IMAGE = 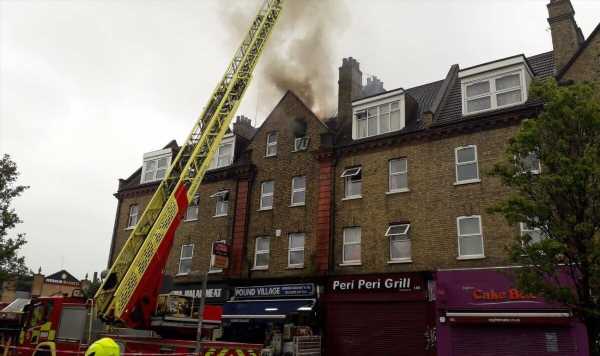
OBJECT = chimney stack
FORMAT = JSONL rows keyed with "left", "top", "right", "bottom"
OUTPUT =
{"left": 363, "top": 76, "right": 385, "bottom": 97}
{"left": 233, "top": 115, "right": 256, "bottom": 140}
{"left": 547, "top": 0, "right": 585, "bottom": 71}
{"left": 337, "top": 57, "right": 363, "bottom": 126}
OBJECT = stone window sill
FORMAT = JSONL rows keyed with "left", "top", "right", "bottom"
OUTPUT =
{"left": 454, "top": 179, "right": 481, "bottom": 186}
{"left": 251, "top": 266, "right": 268, "bottom": 271}
{"left": 286, "top": 265, "right": 304, "bottom": 270}
{"left": 257, "top": 207, "right": 273, "bottom": 212}
{"left": 386, "top": 188, "right": 410, "bottom": 195}
{"left": 387, "top": 259, "right": 412, "bottom": 264}
{"left": 456, "top": 255, "right": 485, "bottom": 260}
{"left": 342, "top": 195, "right": 362, "bottom": 201}
{"left": 289, "top": 203, "right": 306, "bottom": 208}
{"left": 339, "top": 262, "right": 362, "bottom": 267}
{"left": 213, "top": 214, "right": 227, "bottom": 218}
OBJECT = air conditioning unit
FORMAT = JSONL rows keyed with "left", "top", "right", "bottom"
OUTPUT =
{"left": 294, "top": 137, "right": 309, "bottom": 151}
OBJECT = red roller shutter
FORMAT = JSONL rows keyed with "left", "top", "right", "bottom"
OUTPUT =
{"left": 326, "top": 301, "right": 429, "bottom": 356}
{"left": 451, "top": 325, "right": 577, "bottom": 356}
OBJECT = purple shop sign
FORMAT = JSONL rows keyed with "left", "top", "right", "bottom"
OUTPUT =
{"left": 436, "top": 268, "right": 573, "bottom": 310}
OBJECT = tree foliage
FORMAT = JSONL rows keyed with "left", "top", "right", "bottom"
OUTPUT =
{"left": 490, "top": 79, "right": 600, "bottom": 353}
{"left": 0, "top": 154, "right": 30, "bottom": 283}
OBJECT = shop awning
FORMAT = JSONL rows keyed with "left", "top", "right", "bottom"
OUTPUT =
{"left": 222, "top": 299, "right": 315, "bottom": 319}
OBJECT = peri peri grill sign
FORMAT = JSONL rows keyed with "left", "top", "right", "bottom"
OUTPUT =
{"left": 329, "top": 273, "right": 424, "bottom": 293}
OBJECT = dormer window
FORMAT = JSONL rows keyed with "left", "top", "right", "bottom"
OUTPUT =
{"left": 141, "top": 148, "right": 172, "bottom": 184}
{"left": 459, "top": 55, "right": 533, "bottom": 116}
{"left": 210, "top": 135, "right": 235, "bottom": 169}
{"left": 352, "top": 89, "right": 405, "bottom": 140}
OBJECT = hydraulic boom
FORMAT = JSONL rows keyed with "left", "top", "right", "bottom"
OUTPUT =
{"left": 95, "top": 0, "right": 284, "bottom": 328}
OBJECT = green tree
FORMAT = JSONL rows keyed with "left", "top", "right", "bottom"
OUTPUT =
{"left": 490, "top": 79, "right": 600, "bottom": 353}
{"left": 0, "top": 154, "right": 30, "bottom": 283}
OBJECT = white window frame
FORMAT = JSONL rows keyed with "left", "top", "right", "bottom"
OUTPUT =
{"left": 352, "top": 90, "right": 406, "bottom": 140}
{"left": 177, "top": 244, "right": 194, "bottom": 275}
{"left": 454, "top": 145, "right": 480, "bottom": 185}
{"left": 216, "top": 142, "right": 233, "bottom": 168}
{"left": 210, "top": 190, "right": 229, "bottom": 217}
{"left": 342, "top": 227, "right": 361, "bottom": 265}
{"left": 259, "top": 181, "right": 274, "bottom": 210}
{"left": 209, "top": 135, "right": 236, "bottom": 170}
{"left": 126, "top": 204, "right": 139, "bottom": 230}
{"left": 388, "top": 158, "right": 409, "bottom": 193}
{"left": 184, "top": 194, "right": 200, "bottom": 222}
{"left": 290, "top": 176, "right": 306, "bottom": 206}
{"left": 520, "top": 222, "right": 546, "bottom": 246}
{"left": 460, "top": 62, "right": 532, "bottom": 116}
{"left": 385, "top": 224, "right": 412, "bottom": 263}
{"left": 341, "top": 167, "right": 362, "bottom": 199}
{"left": 209, "top": 240, "right": 226, "bottom": 273}
{"left": 294, "top": 137, "right": 309, "bottom": 152}
{"left": 287, "top": 233, "right": 305, "bottom": 268}
{"left": 517, "top": 152, "right": 542, "bottom": 175}
{"left": 456, "top": 215, "right": 485, "bottom": 259}
{"left": 140, "top": 148, "right": 172, "bottom": 184}
{"left": 253, "top": 237, "right": 270, "bottom": 270}
{"left": 266, "top": 132, "right": 278, "bottom": 157}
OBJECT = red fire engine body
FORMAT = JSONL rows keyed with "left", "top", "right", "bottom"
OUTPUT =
{"left": 9, "top": 295, "right": 261, "bottom": 356}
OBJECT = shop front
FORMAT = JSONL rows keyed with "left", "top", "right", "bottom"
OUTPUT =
{"left": 153, "top": 281, "right": 230, "bottom": 340}
{"left": 221, "top": 283, "right": 321, "bottom": 355}
{"left": 324, "top": 273, "right": 436, "bottom": 356}
{"left": 436, "top": 268, "right": 589, "bottom": 356}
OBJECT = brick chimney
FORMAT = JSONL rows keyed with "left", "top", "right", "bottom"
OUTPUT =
{"left": 232, "top": 115, "right": 256, "bottom": 140}
{"left": 547, "top": 0, "right": 585, "bottom": 71}
{"left": 362, "top": 75, "right": 385, "bottom": 97}
{"left": 337, "top": 57, "right": 363, "bottom": 126}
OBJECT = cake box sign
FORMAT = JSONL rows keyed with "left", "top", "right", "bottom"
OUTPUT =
{"left": 235, "top": 283, "right": 315, "bottom": 299}
{"left": 330, "top": 274, "right": 422, "bottom": 292}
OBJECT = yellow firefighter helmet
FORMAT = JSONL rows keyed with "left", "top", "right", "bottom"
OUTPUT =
{"left": 85, "top": 338, "right": 120, "bottom": 356}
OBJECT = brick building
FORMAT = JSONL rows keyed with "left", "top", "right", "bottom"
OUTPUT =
{"left": 106, "top": 0, "right": 598, "bottom": 354}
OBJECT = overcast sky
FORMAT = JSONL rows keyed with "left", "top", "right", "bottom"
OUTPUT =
{"left": 1, "top": 0, "right": 599, "bottom": 280}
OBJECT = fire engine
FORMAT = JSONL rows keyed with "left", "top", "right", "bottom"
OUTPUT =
{"left": 2, "top": 1, "right": 285, "bottom": 355}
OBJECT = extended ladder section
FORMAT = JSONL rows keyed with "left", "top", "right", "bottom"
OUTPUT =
{"left": 95, "top": 0, "right": 284, "bottom": 328}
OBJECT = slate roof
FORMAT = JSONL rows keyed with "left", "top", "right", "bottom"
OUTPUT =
{"left": 45, "top": 269, "right": 80, "bottom": 284}
{"left": 435, "top": 51, "right": 554, "bottom": 125}
{"left": 336, "top": 80, "right": 444, "bottom": 146}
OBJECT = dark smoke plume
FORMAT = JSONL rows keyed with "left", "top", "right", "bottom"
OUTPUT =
{"left": 219, "top": 0, "right": 348, "bottom": 118}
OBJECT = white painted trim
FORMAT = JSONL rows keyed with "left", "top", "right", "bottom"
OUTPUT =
{"left": 455, "top": 145, "right": 480, "bottom": 184}
{"left": 352, "top": 88, "right": 405, "bottom": 106}
{"left": 341, "top": 195, "right": 362, "bottom": 201}
{"left": 456, "top": 255, "right": 486, "bottom": 260}
{"left": 458, "top": 55, "right": 533, "bottom": 78}
{"left": 456, "top": 215, "right": 485, "bottom": 259}
{"left": 388, "top": 158, "right": 408, "bottom": 192}
{"left": 253, "top": 237, "right": 270, "bottom": 270}
{"left": 342, "top": 227, "right": 361, "bottom": 265}
{"left": 352, "top": 94, "right": 406, "bottom": 140}
{"left": 460, "top": 66, "right": 531, "bottom": 116}
{"left": 178, "top": 244, "right": 194, "bottom": 275}
{"left": 386, "top": 188, "right": 411, "bottom": 195}
{"left": 290, "top": 176, "right": 306, "bottom": 206}
{"left": 287, "top": 233, "right": 305, "bottom": 268}
{"left": 338, "top": 262, "right": 362, "bottom": 267}
{"left": 387, "top": 259, "right": 412, "bottom": 264}
{"left": 259, "top": 181, "right": 274, "bottom": 210}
